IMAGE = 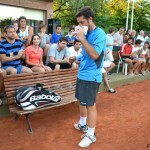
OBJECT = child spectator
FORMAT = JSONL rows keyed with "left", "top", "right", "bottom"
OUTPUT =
{"left": 50, "top": 25, "right": 62, "bottom": 44}
{"left": 38, "top": 24, "right": 50, "bottom": 63}
{"left": 18, "top": 16, "right": 34, "bottom": 47}
{"left": 25, "top": 34, "right": 51, "bottom": 72}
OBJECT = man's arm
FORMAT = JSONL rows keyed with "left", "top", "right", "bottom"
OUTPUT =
{"left": 0, "top": 50, "right": 24, "bottom": 63}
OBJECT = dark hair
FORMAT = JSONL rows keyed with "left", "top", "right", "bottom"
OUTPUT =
{"left": 11, "top": 20, "right": 18, "bottom": 25}
{"left": 127, "top": 37, "right": 134, "bottom": 42}
{"left": 4, "top": 25, "right": 15, "bottom": 33}
{"left": 119, "top": 27, "right": 125, "bottom": 30}
{"left": 109, "top": 27, "right": 115, "bottom": 34}
{"left": 56, "top": 24, "right": 61, "bottom": 29}
{"left": 144, "top": 42, "right": 149, "bottom": 46}
{"left": 74, "top": 39, "right": 81, "bottom": 45}
{"left": 30, "top": 34, "right": 41, "bottom": 46}
{"left": 69, "top": 26, "right": 75, "bottom": 32}
{"left": 135, "top": 39, "right": 142, "bottom": 45}
{"left": 59, "top": 37, "right": 68, "bottom": 43}
{"left": 76, "top": 6, "right": 95, "bottom": 22}
{"left": 18, "top": 16, "right": 27, "bottom": 34}
{"left": 18, "top": 16, "right": 27, "bottom": 22}
{"left": 39, "top": 24, "right": 47, "bottom": 30}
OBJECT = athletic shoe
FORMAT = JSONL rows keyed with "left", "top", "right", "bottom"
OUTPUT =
{"left": 74, "top": 122, "right": 88, "bottom": 132}
{"left": 108, "top": 88, "right": 116, "bottom": 94}
{"left": 78, "top": 133, "right": 96, "bottom": 148}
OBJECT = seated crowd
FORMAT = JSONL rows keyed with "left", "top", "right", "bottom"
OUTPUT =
{"left": 0, "top": 16, "right": 150, "bottom": 98}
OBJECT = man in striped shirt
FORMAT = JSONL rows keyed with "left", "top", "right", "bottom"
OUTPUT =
{"left": 0, "top": 25, "right": 32, "bottom": 75}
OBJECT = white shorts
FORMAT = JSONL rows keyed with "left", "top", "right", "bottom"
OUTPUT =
{"left": 103, "top": 61, "right": 112, "bottom": 68}
{"left": 102, "top": 68, "right": 106, "bottom": 73}
{"left": 105, "top": 50, "right": 114, "bottom": 62}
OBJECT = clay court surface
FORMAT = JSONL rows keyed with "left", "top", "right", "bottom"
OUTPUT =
{"left": 0, "top": 80, "right": 150, "bottom": 150}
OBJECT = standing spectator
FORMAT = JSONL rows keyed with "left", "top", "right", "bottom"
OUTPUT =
{"left": 0, "top": 25, "right": 32, "bottom": 75}
{"left": 136, "top": 30, "right": 145, "bottom": 46}
{"left": 47, "top": 37, "right": 74, "bottom": 70}
{"left": 127, "top": 29, "right": 132, "bottom": 36}
{"left": 123, "top": 32, "right": 130, "bottom": 43}
{"left": 38, "top": 24, "right": 50, "bottom": 63}
{"left": 25, "top": 34, "right": 51, "bottom": 72}
{"left": 50, "top": 25, "right": 62, "bottom": 44}
{"left": 18, "top": 16, "right": 34, "bottom": 47}
{"left": 144, "top": 33, "right": 150, "bottom": 45}
{"left": 120, "top": 37, "right": 140, "bottom": 75}
{"left": 72, "top": 6, "right": 106, "bottom": 148}
{"left": 113, "top": 27, "right": 125, "bottom": 47}
{"left": 65, "top": 26, "right": 76, "bottom": 47}
{"left": 131, "top": 30, "right": 137, "bottom": 44}
{"left": 105, "top": 27, "right": 115, "bottom": 62}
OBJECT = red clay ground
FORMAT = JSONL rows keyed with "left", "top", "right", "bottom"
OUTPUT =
{"left": 0, "top": 80, "right": 150, "bottom": 150}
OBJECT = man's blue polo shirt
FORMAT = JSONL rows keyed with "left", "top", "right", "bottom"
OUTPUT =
{"left": 0, "top": 39, "right": 23, "bottom": 66}
{"left": 50, "top": 33, "right": 62, "bottom": 44}
{"left": 78, "top": 27, "right": 106, "bottom": 83}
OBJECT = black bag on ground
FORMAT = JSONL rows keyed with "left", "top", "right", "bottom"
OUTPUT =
{"left": 15, "top": 83, "right": 61, "bottom": 111}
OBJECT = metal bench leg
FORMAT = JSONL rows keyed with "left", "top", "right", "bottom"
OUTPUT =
{"left": 25, "top": 114, "right": 33, "bottom": 133}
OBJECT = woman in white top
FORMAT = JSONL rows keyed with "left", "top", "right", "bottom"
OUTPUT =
{"left": 18, "top": 16, "right": 34, "bottom": 47}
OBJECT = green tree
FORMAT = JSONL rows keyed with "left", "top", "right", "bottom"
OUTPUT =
{"left": 53, "top": 0, "right": 107, "bottom": 29}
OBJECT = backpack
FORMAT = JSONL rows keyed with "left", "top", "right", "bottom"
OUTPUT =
{"left": 15, "top": 83, "right": 61, "bottom": 111}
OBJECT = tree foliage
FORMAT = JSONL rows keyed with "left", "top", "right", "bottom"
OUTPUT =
{"left": 53, "top": 0, "right": 150, "bottom": 32}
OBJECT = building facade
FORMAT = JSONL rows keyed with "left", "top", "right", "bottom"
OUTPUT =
{"left": 0, "top": 0, "right": 53, "bottom": 33}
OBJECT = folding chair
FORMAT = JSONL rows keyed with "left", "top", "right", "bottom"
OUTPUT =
{"left": 117, "top": 51, "right": 128, "bottom": 75}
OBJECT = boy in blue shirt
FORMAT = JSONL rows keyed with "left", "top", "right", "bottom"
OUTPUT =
{"left": 50, "top": 25, "right": 62, "bottom": 44}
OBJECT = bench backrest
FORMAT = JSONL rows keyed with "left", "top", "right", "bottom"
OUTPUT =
{"left": 3, "top": 69, "right": 78, "bottom": 107}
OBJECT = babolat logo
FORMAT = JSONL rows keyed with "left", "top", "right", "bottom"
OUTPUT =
{"left": 30, "top": 94, "right": 60, "bottom": 102}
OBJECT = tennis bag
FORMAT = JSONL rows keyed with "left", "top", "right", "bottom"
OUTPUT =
{"left": 15, "top": 83, "right": 61, "bottom": 111}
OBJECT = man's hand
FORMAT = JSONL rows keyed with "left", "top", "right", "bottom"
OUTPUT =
{"left": 64, "top": 58, "right": 71, "bottom": 64}
{"left": 76, "top": 28, "right": 85, "bottom": 42}
{"left": 69, "top": 56, "right": 76, "bottom": 63}
{"left": 130, "top": 53, "right": 136, "bottom": 58}
{"left": 17, "top": 50, "right": 24, "bottom": 58}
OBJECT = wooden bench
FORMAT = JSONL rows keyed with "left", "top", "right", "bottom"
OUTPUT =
{"left": 3, "top": 69, "right": 78, "bottom": 133}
